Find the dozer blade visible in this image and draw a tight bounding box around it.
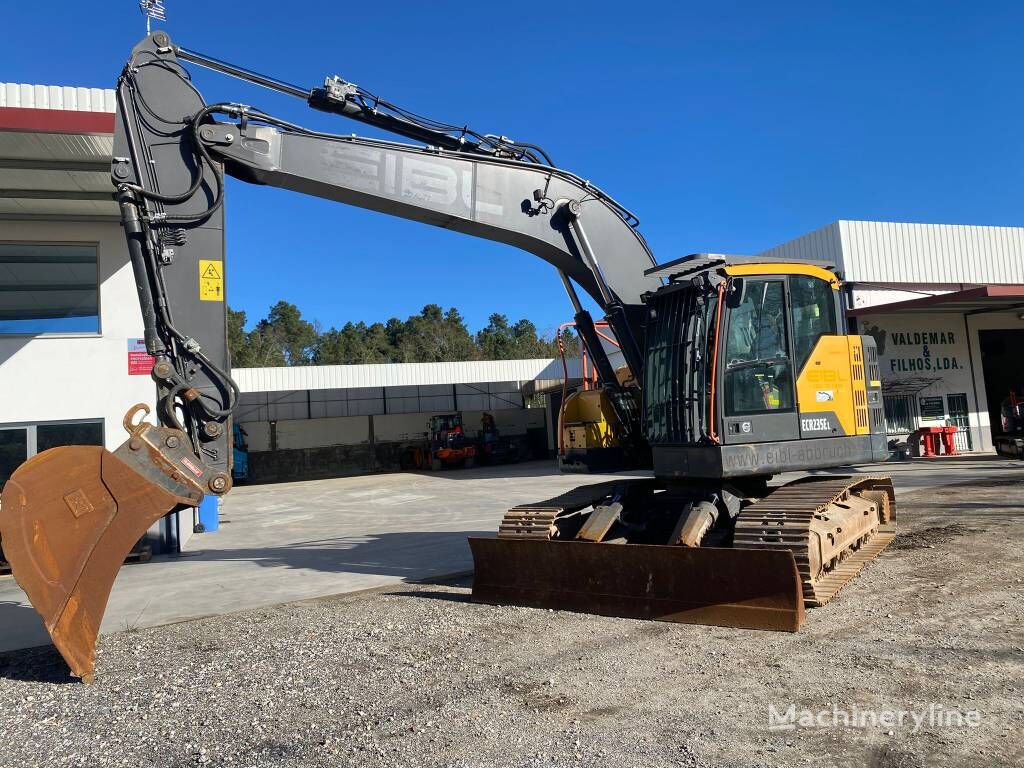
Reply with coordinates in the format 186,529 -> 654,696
0,445 -> 190,682
469,538 -> 805,632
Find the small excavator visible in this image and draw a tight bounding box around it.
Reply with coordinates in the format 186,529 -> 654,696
0,33 -> 896,682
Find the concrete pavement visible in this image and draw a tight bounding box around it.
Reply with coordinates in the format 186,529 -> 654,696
2,455 -> 1022,653
0,461 -> 638,652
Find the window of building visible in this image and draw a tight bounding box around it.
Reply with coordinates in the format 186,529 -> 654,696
0,420 -> 104,491
724,279 -> 794,415
0,428 -> 28,492
37,421 -> 104,452
946,393 -> 973,451
789,275 -> 838,371
0,243 -> 99,334
882,394 -> 918,434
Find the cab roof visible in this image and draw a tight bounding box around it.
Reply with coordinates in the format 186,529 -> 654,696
645,253 -> 840,284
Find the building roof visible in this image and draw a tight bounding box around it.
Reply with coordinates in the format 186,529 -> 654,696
1,84 -> 116,113
758,220 -> 1024,287
0,83 -> 116,219
232,358 -> 585,393
849,285 -> 1024,316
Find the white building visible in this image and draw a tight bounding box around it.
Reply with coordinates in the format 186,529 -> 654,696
230,358 -> 579,483
759,221 -> 1024,452
0,83 -> 178,547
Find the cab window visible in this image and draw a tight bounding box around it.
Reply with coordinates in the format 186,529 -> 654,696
723,279 -> 794,415
789,275 -> 838,371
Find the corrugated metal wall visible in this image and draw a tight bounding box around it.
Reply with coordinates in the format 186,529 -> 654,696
236,381 -> 527,423
758,220 -> 1024,286
756,222 -> 843,267
232,358 -> 582,393
0,83 -> 116,113
837,220 -> 1024,285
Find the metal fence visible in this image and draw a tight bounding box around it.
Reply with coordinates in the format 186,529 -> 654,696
883,392 -> 974,452
882,394 -> 918,435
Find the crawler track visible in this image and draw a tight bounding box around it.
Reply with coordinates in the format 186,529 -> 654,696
497,480 -> 642,540
488,475 -> 896,625
732,475 -> 897,606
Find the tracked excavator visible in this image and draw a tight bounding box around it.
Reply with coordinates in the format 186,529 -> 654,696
0,33 -> 897,682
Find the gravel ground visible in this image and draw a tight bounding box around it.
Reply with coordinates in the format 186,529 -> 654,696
1,477 -> 1022,768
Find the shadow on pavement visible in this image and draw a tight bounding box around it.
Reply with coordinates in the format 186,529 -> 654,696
234,460 -> 623,488
0,643 -> 78,684
186,529 -> 493,581
0,602 -> 77,683
398,461 -> 651,483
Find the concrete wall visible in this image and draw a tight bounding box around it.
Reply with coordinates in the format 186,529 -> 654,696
238,406 -> 549,483
235,378 -> 545,482
275,415 -> 370,450
0,219 -> 154,448
241,407 -> 547,451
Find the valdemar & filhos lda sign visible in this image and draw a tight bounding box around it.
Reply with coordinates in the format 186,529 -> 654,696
887,330 -> 962,374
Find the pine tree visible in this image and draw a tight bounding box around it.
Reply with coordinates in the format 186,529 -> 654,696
229,302 -> 577,367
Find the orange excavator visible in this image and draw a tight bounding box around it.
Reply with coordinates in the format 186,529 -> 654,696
1,32 -> 897,682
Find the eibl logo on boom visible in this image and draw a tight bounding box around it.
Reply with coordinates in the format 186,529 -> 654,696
767,703 -> 982,734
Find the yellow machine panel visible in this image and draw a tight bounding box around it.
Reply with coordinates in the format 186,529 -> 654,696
562,389 -> 619,450
795,336 -> 857,436
848,336 -> 871,435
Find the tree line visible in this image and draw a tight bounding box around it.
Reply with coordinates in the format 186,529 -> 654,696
228,301 -> 580,367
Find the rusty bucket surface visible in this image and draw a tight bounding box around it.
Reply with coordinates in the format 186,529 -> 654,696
0,446 -> 186,682
469,538 -> 805,632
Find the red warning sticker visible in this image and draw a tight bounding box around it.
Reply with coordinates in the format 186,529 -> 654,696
179,456 -> 204,478
128,338 -> 155,376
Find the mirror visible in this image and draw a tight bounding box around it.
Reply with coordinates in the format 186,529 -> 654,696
726,277 -> 747,308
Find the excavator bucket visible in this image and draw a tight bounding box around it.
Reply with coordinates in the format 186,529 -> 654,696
0,407 -> 207,682
469,538 -> 805,632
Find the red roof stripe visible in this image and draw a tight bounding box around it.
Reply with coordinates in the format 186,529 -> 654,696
0,106 -> 114,134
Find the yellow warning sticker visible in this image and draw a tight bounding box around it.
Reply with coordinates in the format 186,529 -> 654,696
199,259 -> 224,301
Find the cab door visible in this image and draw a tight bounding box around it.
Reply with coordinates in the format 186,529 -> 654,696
788,274 -> 854,438
719,277 -> 801,444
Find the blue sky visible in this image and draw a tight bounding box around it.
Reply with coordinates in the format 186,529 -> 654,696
3,2 -> 1020,337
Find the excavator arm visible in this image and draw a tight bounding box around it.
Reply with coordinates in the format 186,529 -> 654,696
114,32 -> 661,483
0,32 -> 661,681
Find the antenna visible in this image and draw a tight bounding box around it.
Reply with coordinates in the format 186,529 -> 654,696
139,0 -> 167,34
